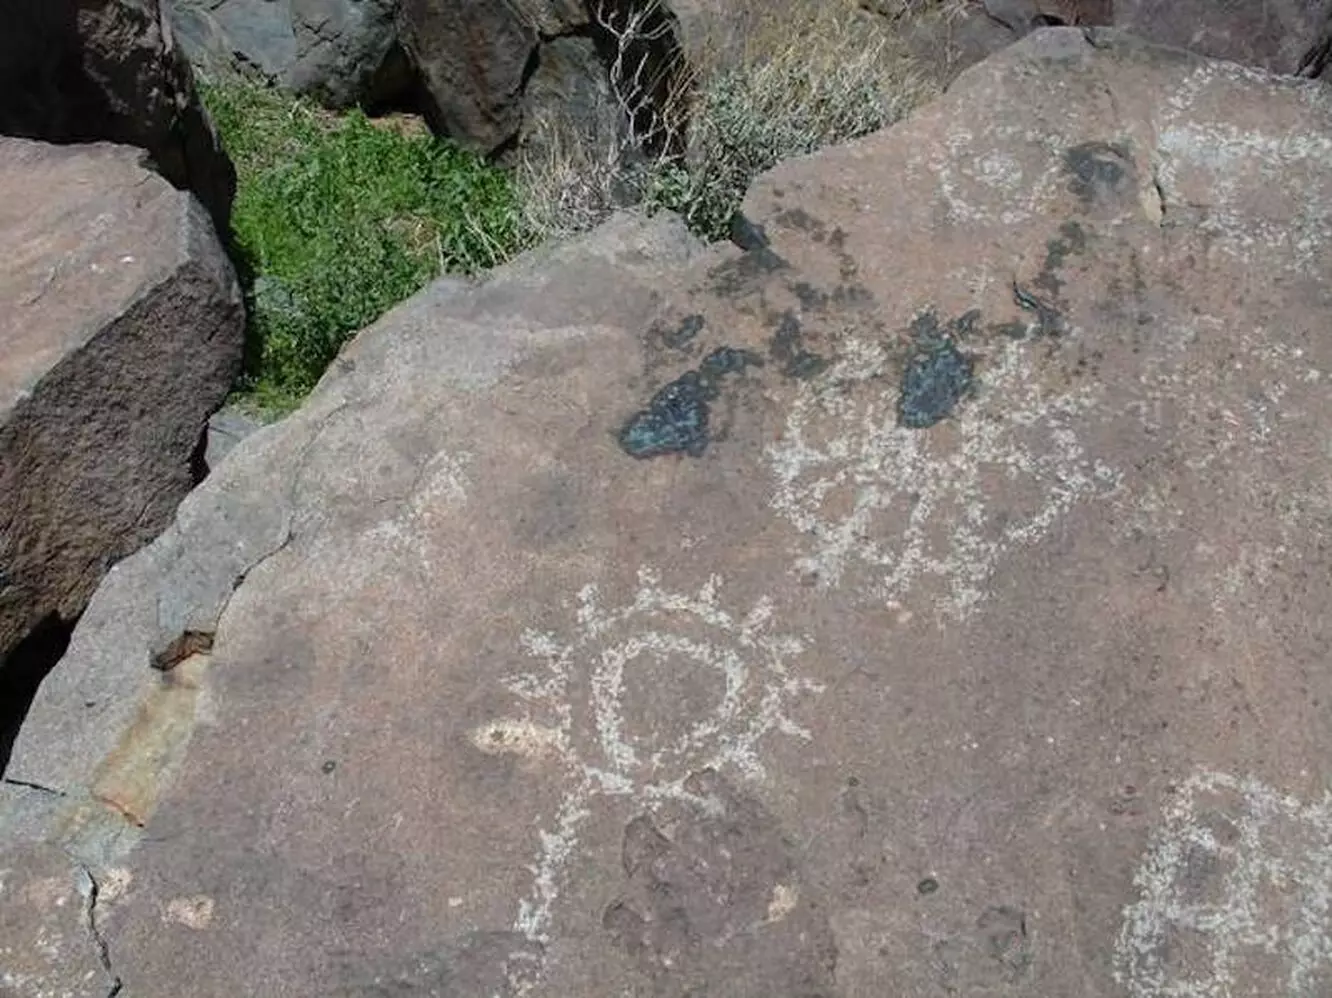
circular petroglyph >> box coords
[472,568,822,948]
[767,331,1119,618]
[1116,770,1332,997]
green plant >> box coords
[202,77,530,413]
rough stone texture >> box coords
[396,0,540,153]
[0,844,121,997]
[519,34,627,161]
[888,1,1332,83]
[6,28,1332,998]
[1113,0,1332,78]
[203,406,266,474]
[397,0,686,156]
[0,139,244,671]
[0,0,237,238]
[168,0,407,110]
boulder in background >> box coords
[0,0,237,237]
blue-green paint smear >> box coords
[618,347,763,459]
[897,339,974,429]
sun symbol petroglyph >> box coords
[471,568,823,950]
[1116,770,1332,998]
[767,334,1120,619]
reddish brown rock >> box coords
[5,28,1332,998]
[0,139,243,676]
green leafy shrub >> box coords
[202,78,530,413]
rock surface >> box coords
[169,0,406,110]
[0,139,244,672]
[6,27,1332,998]
[396,0,686,156]
[1114,0,1332,78]
[0,844,121,997]
[888,0,1332,83]
[0,0,238,237]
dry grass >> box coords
[515,0,943,243]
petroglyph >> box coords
[767,331,1119,619]
[471,568,822,951]
[1116,770,1332,997]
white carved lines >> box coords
[471,567,823,945]
[1116,771,1332,997]
[767,335,1120,619]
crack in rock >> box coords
[1,776,64,796]
[74,860,124,997]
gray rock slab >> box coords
[0,843,120,998]
[6,28,1332,998]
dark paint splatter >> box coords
[729,213,770,251]
[660,313,705,349]
[618,348,764,459]
[1037,220,1087,296]
[774,207,826,237]
[1063,142,1133,204]
[708,246,788,297]
[1012,283,1066,338]
[770,311,829,380]
[897,311,976,429]
[898,342,974,429]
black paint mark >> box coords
[1063,142,1133,204]
[1034,220,1088,298]
[729,212,770,251]
[897,311,977,429]
[770,311,829,380]
[659,313,705,350]
[1012,282,1066,338]
[774,206,826,237]
[791,281,829,311]
[708,246,788,298]
[618,347,764,459]
[918,877,940,896]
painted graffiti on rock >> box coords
[767,324,1120,619]
[470,567,823,953]
[1116,770,1332,997]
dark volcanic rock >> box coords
[5,28,1332,998]
[0,0,237,236]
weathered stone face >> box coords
[0,138,243,687]
[0,0,237,237]
[168,0,405,110]
[1113,0,1332,78]
[4,27,1332,998]
[0,844,122,997]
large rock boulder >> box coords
[888,1,1332,84]
[6,27,1332,998]
[398,0,686,156]
[168,0,408,110]
[1113,0,1332,78]
[0,139,243,681]
[0,0,237,237]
